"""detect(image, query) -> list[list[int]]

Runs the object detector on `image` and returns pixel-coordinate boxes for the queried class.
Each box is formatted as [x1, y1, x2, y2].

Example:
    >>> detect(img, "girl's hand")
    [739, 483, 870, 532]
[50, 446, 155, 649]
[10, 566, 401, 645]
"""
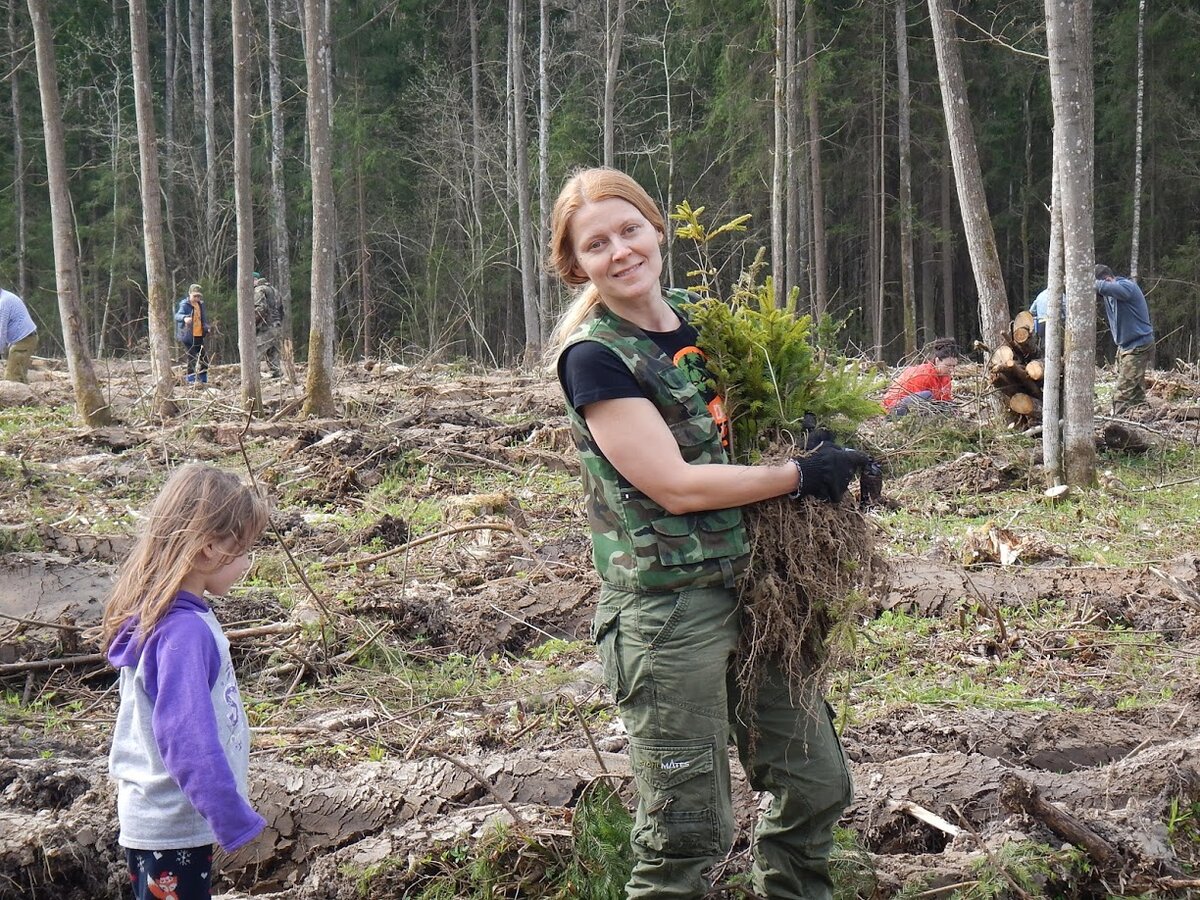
[183, 316, 193, 324]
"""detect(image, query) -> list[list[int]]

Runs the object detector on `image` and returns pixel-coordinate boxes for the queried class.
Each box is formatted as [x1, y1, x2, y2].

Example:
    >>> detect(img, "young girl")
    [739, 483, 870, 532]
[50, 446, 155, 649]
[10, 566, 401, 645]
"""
[103, 464, 270, 900]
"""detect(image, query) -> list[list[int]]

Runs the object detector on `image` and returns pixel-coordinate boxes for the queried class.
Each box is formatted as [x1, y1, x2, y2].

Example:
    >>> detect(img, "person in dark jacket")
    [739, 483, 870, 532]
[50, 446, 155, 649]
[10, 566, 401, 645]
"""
[1095, 264, 1155, 413]
[175, 284, 211, 384]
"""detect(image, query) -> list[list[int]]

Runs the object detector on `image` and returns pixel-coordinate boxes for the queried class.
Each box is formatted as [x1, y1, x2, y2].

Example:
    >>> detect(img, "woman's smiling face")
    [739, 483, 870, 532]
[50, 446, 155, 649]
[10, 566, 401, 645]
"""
[568, 197, 664, 306]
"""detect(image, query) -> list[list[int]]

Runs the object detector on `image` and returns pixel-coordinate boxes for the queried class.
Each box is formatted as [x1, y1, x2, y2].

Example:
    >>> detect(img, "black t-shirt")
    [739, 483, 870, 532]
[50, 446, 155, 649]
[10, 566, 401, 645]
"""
[558, 313, 729, 445]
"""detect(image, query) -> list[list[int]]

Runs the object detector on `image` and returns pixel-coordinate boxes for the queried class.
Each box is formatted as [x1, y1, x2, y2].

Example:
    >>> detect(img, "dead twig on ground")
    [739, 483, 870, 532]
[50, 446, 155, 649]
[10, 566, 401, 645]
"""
[430, 749, 530, 831]
[324, 522, 517, 571]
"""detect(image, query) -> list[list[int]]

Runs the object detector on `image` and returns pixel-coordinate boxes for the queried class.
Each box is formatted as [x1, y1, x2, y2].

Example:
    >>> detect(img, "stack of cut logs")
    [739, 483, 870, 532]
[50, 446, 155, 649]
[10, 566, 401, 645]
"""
[989, 310, 1044, 417]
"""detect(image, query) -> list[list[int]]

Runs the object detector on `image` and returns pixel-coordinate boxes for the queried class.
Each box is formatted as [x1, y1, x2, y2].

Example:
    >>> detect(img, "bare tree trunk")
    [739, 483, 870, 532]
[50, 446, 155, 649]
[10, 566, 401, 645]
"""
[189, 0, 201, 133]
[202, 0, 217, 245]
[164, 0, 176, 219]
[602, 0, 627, 168]
[467, 0, 487, 356]
[26, 0, 109, 425]
[1042, 162, 1064, 486]
[356, 161, 371, 359]
[867, 77, 882, 359]
[770, 0, 785, 307]
[805, 7, 828, 318]
[895, 0, 916, 355]
[661, 0, 676, 283]
[129, 0, 179, 418]
[266, 0, 293, 374]
[1021, 81, 1033, 304]
[510, 0, 541, 359]
[875, 48, 886, 358]
[537, 0, 551, 333]
[1129, 0, 1146, 278]
[927, 0, 1008, 352]
[9, 0, 28, 298]
[1046, 0, 1096, 487]
[940, 147, 954, 337]
[920, 214, 936, 341]
[231, 0, 260, 412]
[302, 0, 336, 416]
[784, 0, 805, 303]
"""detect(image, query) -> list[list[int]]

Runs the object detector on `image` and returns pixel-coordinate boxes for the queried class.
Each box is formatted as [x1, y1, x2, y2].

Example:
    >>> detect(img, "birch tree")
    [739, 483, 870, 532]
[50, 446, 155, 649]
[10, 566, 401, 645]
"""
[510, 0, 541, 358]
[1129, 0, 1146, 278]
[771, 0, 786, 307]
[895, 0, 917, 355]
[1045, 0, 1096, 486]
[26, 0, 110, 425]
[9, 0, 27, 297]
[129, 0, 178, 417]
[232, 0, 260, 411]
[302, 0, 336, 416]
[602, 0, 627, 168]
[805, 7, 828, 318]
[266, 0, 293, 372]
[927, 0, 1008, 352]
[1042, 164, 1065, 485]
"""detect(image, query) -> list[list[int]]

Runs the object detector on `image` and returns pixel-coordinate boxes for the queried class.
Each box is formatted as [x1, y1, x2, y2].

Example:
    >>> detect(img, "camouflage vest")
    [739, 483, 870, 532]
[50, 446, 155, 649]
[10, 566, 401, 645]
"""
[560, 288, 749, 593]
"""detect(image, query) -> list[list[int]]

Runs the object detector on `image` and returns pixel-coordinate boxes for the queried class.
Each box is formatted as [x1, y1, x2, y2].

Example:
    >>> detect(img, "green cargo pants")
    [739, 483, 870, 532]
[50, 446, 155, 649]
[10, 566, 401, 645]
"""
[1113, 341, 1154, 413]
[4, 330, 37, 383]
[593, 584, 853, 899]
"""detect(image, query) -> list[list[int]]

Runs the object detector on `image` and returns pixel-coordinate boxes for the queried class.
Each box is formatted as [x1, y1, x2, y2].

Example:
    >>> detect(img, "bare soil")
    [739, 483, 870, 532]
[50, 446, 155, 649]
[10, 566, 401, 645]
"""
[1, 358, 1199, 898]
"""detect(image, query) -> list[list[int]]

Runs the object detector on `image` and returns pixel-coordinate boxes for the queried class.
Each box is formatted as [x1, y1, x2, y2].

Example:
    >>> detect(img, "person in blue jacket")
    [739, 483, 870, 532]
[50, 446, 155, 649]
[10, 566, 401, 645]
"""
[1029, 288, 1065, 342]
[1095, 264, 1155, 413]
[175, 283, 211, 384]
[102, 464, 270, 899]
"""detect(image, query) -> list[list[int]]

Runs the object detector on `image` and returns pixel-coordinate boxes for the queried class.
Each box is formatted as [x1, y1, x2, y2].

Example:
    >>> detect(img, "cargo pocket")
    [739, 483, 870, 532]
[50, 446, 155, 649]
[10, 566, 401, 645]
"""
[824, 701, 855, 805]
[591, 607, 624, 705]
[650, 515, 703, 567]
[697, 507, 748, 560]
[629, 738, 721, 857]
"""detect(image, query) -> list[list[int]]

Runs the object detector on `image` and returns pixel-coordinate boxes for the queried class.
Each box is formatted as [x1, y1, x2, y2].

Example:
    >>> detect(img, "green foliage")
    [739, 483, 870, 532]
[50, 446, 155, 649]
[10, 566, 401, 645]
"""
[556, 781, 634, 899]
[672, 201, 882, 463]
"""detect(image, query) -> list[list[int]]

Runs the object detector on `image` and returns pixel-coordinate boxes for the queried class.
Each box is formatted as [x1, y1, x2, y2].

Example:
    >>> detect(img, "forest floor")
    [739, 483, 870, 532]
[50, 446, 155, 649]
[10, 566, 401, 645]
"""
[1, 356, 1200, 899]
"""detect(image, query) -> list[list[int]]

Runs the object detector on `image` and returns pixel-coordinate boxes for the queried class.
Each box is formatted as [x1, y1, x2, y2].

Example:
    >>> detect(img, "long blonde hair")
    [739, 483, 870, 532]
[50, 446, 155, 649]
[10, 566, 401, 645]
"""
[101, 464, 269, 650]
[547, 167, 667, 353]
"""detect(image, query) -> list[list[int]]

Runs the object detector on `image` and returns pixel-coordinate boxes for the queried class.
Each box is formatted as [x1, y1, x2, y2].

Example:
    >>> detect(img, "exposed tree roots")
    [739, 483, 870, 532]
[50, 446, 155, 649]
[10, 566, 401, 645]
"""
[736, 495, 879, 708]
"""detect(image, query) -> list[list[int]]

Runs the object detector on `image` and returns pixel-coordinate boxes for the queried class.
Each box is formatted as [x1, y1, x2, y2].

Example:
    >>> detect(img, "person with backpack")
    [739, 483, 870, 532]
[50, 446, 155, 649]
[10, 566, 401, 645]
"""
[253, 274, 283, 379]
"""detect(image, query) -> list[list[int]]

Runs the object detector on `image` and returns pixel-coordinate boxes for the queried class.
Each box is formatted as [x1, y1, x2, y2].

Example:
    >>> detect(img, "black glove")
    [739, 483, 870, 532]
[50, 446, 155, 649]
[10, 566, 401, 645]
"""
[791, 442, 871, 503]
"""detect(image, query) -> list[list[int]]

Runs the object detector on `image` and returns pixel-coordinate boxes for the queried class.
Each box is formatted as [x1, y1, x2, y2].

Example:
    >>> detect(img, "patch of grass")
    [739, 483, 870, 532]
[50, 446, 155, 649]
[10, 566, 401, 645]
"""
[0, 403, 75, 442]
[1165, 797, 1200, 873]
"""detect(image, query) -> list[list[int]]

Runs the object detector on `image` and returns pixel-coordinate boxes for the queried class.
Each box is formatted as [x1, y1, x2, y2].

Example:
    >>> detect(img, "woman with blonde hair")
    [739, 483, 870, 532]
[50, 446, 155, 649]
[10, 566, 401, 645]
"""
[550, 166, 865, 898]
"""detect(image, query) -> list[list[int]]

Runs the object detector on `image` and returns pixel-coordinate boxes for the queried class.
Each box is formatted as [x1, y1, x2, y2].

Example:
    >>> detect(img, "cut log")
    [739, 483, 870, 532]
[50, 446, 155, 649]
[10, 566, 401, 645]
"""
[1025, 359, 1044, 382]
[1011, 310, 1038, 355]
[990, 345, 1016, 370]
[1008, 392, 1038, 416]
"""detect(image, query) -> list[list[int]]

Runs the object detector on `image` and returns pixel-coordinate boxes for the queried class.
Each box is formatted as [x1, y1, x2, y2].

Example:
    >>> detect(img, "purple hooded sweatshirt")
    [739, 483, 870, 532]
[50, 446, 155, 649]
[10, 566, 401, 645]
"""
[107, 591, 265, 852]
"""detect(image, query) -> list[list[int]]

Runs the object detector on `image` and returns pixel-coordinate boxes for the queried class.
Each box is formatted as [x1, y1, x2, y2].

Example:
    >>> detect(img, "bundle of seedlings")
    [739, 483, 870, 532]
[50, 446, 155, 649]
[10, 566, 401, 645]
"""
[682, 252, 884, 703]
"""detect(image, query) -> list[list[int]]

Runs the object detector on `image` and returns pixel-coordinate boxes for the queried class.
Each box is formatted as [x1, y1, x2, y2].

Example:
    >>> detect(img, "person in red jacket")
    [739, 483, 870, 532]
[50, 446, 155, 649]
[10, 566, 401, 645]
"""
[883, 338, 959, 417]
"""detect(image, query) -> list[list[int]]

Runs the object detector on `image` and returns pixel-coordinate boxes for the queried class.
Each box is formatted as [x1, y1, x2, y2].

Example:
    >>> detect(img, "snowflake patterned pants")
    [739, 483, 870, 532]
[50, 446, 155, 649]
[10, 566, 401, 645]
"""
[593, 584, 854, 899]
[125, 845, 213, 900]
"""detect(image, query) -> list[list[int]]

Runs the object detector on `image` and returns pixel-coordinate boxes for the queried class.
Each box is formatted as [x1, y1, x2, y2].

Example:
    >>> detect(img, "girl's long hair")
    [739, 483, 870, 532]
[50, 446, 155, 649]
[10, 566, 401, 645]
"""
[546, 167, 667, 355]
[100, 464, 268, 650]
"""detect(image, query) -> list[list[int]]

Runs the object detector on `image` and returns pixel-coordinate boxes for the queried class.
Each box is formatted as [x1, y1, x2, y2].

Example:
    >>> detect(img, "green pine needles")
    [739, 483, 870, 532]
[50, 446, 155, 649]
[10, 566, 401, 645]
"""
[671, 204, 882, 465]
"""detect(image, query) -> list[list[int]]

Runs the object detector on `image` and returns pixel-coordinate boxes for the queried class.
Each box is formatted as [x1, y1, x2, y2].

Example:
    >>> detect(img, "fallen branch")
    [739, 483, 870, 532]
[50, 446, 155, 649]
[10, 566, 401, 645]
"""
[429, 749, 530, 831]
[999, 774, 1123, 870]
[0, 623, 302, 677]
[887, 799, 963, 838]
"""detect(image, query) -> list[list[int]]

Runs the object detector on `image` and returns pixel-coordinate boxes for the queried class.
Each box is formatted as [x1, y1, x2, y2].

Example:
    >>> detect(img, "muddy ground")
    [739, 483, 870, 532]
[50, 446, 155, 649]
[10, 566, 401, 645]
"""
[1, 358, 1199, 898]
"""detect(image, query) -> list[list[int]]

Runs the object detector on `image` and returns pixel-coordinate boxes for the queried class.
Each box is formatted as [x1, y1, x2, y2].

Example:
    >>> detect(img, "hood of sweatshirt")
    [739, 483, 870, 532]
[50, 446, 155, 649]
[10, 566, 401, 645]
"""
[106, 591, 209, 669]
